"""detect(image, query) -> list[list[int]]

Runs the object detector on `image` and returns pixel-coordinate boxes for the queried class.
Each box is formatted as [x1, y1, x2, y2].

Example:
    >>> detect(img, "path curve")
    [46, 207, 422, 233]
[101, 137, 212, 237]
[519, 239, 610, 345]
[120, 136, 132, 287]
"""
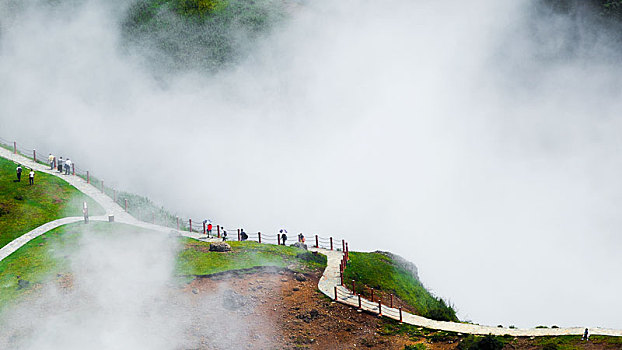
[1, 149, 621, 337]
[311, 247, 622, 337]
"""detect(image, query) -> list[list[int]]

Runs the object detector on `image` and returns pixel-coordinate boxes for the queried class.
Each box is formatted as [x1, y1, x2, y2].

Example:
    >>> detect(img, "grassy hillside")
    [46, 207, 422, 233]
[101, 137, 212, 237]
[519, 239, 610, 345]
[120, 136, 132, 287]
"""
[122, 0, 287, 73]
[0, 156, 104, 249]
[344, 251, 458, 322]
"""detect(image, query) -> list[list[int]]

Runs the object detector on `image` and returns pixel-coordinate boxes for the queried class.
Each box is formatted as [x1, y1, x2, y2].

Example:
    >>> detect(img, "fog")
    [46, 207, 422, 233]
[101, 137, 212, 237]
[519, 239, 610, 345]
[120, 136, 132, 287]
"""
[1, 0, 622, 329]
[0, 226, 275, 349]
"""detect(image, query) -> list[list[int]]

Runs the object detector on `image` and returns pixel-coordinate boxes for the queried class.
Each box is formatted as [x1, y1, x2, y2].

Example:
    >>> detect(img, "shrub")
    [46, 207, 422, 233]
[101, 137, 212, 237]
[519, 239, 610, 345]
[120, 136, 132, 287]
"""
[405, 344, 428, 350]
[458, 335, 505, 350]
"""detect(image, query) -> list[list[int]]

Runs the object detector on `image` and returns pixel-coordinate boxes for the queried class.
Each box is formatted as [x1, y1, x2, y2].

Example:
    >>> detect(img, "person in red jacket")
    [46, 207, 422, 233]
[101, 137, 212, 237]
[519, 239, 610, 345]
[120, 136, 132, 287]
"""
[207, 223, 213, 237]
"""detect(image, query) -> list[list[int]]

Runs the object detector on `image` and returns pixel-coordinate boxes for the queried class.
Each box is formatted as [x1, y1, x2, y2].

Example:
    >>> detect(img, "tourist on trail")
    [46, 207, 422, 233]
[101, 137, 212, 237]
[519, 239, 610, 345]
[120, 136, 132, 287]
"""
[298, 233, 305, 243]
[582, 328, 589, 341]
[64, 158, 72, 175]
[222, 229, 227, 241]
[29, 169, 34, 185]
[207, 222, 213, 237]
[241, 229, 248, 241]
[48, 153, 55, 170]
[57, 157, 64, 173]
[281, 232, 287, 245]
[16, 165, 22, 182]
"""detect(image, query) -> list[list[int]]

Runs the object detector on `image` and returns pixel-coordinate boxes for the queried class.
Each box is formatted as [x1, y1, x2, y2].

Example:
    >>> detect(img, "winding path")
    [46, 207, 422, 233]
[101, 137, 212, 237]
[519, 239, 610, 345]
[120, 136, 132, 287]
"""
[1, 148, 621, 337]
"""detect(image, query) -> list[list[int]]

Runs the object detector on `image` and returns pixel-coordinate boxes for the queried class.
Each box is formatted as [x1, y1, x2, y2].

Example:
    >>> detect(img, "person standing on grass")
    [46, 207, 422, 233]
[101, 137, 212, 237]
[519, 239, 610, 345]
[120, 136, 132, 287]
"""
[29, 169, 34, 185]
[16, 165, 22, 182]
[48, 153, 55, 170]
[57, 157, 64, 173]
[64, 158, 72, 175]
[582, 328, 589, 341]
[207, 222, 213, 237]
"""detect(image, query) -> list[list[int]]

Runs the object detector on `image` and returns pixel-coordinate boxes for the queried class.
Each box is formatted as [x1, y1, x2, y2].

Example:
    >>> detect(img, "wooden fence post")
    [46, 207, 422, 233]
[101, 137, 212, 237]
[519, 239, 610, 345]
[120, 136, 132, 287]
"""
[203, 221, 206, 235]
[334, 286, 338, 301]
[237, 229, 241, 241]
[72, 163, 75, 175]
[87, 171, 90, 184]
[358, 294, 362, 309]
[33, 149, 36, 162]
[371, 288, 374, 302]
[258, 232, 262, 243]
[124, 199, 127, 212]
[390, 294, 394, 308]
[342, 239, 345, 252]
[13, 142, 16, 154]
[399, 307, 403, 322]
[189, 219, 192, 232]
[217, 225, 220, 238]
[330, 237, 333, 250]
[277, 234, 281, 245]
[378, 301, 382, 316]
[315, 235, 319, 248]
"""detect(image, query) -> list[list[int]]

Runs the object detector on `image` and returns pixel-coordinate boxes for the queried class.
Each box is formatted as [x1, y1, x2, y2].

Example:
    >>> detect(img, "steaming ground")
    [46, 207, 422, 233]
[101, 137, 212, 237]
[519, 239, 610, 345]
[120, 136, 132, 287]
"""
[0, 227, 274, 349]
[2, 0, 622, 329]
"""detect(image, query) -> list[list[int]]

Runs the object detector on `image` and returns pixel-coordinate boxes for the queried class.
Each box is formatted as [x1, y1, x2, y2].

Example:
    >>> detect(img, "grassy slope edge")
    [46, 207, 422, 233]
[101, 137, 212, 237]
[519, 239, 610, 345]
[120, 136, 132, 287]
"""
[0, 156, 104, 249]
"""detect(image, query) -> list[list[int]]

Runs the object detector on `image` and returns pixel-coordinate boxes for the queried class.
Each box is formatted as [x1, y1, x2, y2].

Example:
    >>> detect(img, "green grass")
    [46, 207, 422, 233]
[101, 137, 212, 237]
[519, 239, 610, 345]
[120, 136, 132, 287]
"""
[0, 222, 326, 312]
[343, 251, 458, 322]
[176, 239, 327, 275]
[0, 156, 104, 249]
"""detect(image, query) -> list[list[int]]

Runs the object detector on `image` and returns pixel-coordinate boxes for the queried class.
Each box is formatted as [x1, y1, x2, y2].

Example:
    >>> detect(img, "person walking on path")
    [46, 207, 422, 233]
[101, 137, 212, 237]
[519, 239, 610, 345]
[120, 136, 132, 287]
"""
[280, 230, 287, 246]
[582, 328, 589, 341]
[207, 222, 213, 237]
[222, 229, 228, 242]
[240, 229, 248, 241]
[16, 165, 22, 182]
[48, 153, 55, 170]
[57, 157, 64, 173]
[28, 169, 35, 185]
[64, 158, 72, 175]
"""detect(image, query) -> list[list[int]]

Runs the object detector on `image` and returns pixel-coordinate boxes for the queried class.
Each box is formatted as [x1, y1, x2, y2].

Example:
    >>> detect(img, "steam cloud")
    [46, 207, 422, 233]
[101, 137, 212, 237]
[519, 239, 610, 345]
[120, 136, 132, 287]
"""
[1, 0, 622, 329]
[0, 226, 274, 349]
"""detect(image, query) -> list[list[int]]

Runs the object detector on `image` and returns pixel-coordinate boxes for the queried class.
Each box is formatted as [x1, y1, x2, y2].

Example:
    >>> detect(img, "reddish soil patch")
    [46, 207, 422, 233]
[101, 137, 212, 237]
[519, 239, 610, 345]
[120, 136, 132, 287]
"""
[185, 269, 425, 349]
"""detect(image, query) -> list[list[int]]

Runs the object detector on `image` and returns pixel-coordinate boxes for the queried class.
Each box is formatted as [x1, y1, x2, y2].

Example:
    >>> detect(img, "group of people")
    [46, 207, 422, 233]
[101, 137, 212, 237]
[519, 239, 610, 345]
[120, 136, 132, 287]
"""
[15, 165, 35, 185]
[48, 154, 73, 175]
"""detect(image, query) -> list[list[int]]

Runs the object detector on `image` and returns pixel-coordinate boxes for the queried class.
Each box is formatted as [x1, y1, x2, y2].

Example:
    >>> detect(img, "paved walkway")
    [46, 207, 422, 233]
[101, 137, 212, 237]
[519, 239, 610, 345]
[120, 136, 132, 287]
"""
[312, 247, 622, 337]
[1, 149, 621, 337]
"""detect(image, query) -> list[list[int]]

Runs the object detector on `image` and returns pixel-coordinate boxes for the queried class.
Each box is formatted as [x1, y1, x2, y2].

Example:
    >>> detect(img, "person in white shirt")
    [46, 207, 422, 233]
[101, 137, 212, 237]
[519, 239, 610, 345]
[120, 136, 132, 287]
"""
[48, 153, 55, 170]
[64, 158, 72, 175]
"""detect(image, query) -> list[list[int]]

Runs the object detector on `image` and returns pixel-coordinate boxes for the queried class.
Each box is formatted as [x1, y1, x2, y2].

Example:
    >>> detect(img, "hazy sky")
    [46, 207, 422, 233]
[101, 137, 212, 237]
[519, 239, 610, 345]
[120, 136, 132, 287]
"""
[1, 0, 622, 329]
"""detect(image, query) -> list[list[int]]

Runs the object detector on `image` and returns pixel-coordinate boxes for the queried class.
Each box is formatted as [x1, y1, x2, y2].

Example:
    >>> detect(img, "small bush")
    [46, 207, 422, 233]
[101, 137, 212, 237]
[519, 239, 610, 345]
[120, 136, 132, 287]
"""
[458, 335, 505, 350]
[405, 344, 428, 350]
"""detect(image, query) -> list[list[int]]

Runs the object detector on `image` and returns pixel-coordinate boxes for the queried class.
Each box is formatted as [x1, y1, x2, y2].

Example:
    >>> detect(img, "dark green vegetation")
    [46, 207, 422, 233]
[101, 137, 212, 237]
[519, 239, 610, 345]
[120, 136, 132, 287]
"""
[379, 319, 622, 350]
[544, 0, 622, 20]
[122, 0, 286, 73]
[343, 251, 458, 322]
[177, 239, 327, 275]
[0, 156, 104, 249]
[0, 222, 325, 311]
